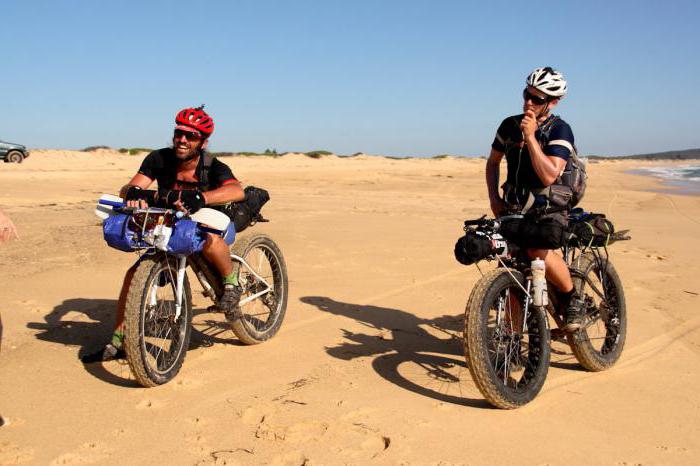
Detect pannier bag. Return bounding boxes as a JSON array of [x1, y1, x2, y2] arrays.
[[103, 213, 143, 252], [103, 214, 207, 255], [166, 219, 207, 255], [454, 230, 495, 265], [218, 186, 270, 233], [570, 212, 615, 247]]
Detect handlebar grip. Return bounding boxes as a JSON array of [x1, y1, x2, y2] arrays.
[[99, 199, 125, 208], [463, 215, 487, 227], [463, 220, 483, 226]]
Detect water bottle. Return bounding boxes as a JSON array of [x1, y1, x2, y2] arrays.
[[531, 259, 548, 307]]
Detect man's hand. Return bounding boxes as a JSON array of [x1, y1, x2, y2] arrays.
[[179, 190, 206, 213], [161, 189, 206, 213], [490, 197, 506, 217], [124, 186, 157, 209], [520, 109, 538, 140], [0, 209, 19, 244]]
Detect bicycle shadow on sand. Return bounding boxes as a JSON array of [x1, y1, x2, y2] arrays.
[[26, 298, 240, 387], [300, 296, 491, 408]]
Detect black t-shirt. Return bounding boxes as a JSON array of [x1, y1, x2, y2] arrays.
[[137, 148, 236, 191], [491, 114, 575, 190]]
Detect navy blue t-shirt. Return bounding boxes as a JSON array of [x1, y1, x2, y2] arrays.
[[491, 114, 575, 190]]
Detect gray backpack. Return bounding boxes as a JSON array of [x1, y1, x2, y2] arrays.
[[533, 118, 587, 208]]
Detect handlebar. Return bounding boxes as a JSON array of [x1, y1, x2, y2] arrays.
[[98, 199, 180, 216], [463, 214, 524, 230]]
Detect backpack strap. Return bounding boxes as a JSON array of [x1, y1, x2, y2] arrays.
[[197, 151, 215, 192]]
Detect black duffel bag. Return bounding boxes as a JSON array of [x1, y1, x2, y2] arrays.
[[454, 230, 494, 265], [218, 186, 270, 233], [570, 212, 615, 247]]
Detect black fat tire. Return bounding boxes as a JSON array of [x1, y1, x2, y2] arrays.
[[568, 253, 627, 371], [123, 256, 193, 387], [229, 233, 288, 345], [6, 151, 23, 163], [465, 268, 551, 409]]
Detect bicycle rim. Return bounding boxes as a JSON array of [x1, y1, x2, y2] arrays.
[[238, 243, 285, 333], [140, 263, 189, 375]]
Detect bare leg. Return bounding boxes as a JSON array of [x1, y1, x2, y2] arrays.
[[526, 248, 573, 293], [115, 262, 139, 331], [202, 233, 233, 277]]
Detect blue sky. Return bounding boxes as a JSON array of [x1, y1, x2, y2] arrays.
[[1, 0, 699, 156]]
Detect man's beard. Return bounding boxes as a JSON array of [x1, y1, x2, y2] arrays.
[[174, 144, 201, 161]]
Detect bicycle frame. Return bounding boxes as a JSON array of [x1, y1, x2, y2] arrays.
[[184, 252, 274, 310]]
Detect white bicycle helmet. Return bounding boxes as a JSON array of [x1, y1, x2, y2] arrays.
[[526, 67, 567, 97]]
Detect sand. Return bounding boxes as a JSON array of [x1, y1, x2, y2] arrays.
[[1, 150, 699, 465]]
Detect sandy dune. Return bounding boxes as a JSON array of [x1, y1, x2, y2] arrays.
[[1, 150, 700, 465]]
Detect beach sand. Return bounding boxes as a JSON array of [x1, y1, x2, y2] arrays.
[[1, 150, 700, 464]]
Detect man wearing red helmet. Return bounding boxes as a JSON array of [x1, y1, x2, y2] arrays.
[[82, 106, 245, 363]]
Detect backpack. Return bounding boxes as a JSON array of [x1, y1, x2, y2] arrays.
[[533, 117, 587, 209]]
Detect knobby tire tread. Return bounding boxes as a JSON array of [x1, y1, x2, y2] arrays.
[[465, 268, 550, 409], [123, 256, 192, 387], [229, 233, 288, 345], [568, 253, 627, 371]]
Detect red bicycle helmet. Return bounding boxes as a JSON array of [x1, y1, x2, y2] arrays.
[[175, 105, 215, 137]]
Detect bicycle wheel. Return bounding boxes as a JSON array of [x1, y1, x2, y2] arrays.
[[123, 255, 193, 387], [229, 233, 288, 344], [568, 252, 626, 371], [465, 268, 550, 409]]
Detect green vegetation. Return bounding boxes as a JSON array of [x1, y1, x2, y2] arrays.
[[586, 148, 700, 160], [304, 150, 333, 158], [432, 154, 451, 159], [82, 145, 111, 152], [117, 147, 152, 155]]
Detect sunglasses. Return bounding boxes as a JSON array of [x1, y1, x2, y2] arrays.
[[174, 129, 202, 141], [522, 89, 550, 105]]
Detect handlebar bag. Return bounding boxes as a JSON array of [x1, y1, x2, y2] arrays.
[[167, 219, 207, 255], [454, 230, 493, 265], [103, 213, 143, 252], [217, 186, 270, 233]]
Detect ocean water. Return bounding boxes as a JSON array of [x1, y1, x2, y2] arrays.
[[628, 164, 700, 195]]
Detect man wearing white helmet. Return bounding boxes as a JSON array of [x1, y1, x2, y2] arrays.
[[485, 66, 583, 331]]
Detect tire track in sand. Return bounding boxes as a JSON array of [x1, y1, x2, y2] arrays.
[[532, 314, 700, 409]]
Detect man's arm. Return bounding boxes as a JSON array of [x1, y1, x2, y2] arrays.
[[119, 173, 154, 199], [202, 180, 245, 205], [486, 148, 506, 216], [521, 110, 567, 186], [119, 173, 155, 208]]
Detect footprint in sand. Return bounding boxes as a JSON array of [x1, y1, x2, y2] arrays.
[[0, 442, 35, 464], [49, 442, 111, 465], [237, 406, 270, 425], [135, 399, 165, 409], [172, 377, 205, 390], [198, 448, 255, 466], [339, 407, 379, 421]]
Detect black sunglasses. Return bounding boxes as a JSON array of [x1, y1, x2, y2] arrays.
[[523, 89, 550, 105], [174, 129, 202, 141]]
